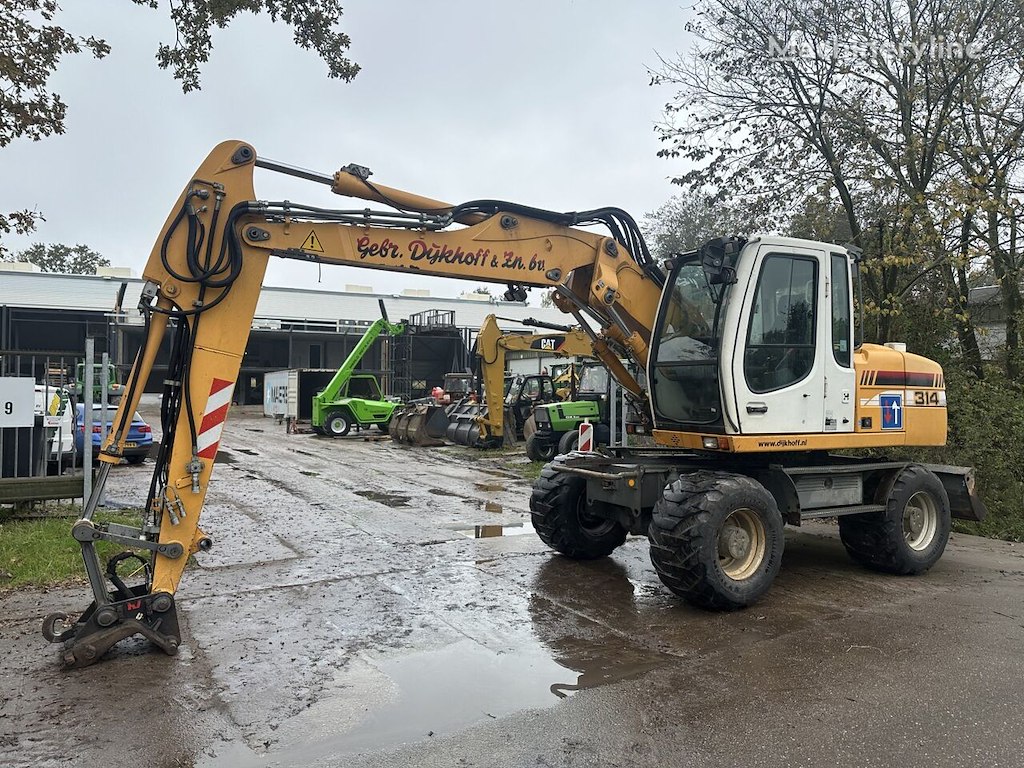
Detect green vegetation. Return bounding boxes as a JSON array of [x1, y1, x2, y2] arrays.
[[0, 512, 144, 588], [896, 366, 1024, 542]]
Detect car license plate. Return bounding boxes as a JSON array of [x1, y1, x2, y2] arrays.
[[125, 442, 137, 448]]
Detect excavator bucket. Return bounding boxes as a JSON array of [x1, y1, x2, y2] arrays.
[[389, 403, 449, 447]]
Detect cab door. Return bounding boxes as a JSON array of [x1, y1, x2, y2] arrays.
[[731, 245, 825, 434]]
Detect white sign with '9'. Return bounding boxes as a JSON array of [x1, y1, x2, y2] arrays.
[[0, 377, 34, 428]]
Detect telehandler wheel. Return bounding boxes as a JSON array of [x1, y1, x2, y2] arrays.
[[648, 472, 784, 610], [526, 433, 556, 462], [530, 460, 627, 559], [324, 410, 352, 438], [376, 418, 391, 433], [838, 465, 950, 575], [557, 429, 579, 455]]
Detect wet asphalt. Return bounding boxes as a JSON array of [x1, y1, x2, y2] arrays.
[[2, 408, 1023, 768]]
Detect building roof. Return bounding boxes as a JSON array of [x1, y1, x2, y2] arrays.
[[0, 270, 573, 333]]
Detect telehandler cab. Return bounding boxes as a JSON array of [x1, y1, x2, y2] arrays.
[[43, 140, 985, 668]]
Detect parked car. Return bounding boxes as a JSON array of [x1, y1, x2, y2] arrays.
[[34, 384, 76, 471], [74, 403, 153, 465]]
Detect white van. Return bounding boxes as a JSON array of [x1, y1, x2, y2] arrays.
[[33, 384, 76, 468]]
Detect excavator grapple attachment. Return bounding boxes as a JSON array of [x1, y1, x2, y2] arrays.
[[43, 586, 181, 669], [446, 400, 487, 447], [389, 403, 449, 446]]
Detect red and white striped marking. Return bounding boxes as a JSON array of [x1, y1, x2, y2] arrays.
[[196, 378, 234, 459], [578, 420, 594, 452]]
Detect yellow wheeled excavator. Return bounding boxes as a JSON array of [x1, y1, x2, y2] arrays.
[[42, 140, 985, 668]]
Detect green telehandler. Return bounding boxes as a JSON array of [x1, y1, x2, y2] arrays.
[[312, 300, 405, 437]]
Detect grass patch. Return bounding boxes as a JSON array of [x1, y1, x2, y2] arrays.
[[0, 511, 144, 588], [516, 461, 546, 481]]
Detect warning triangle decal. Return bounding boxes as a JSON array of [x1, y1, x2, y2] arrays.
[[300, 230, 325, 253]]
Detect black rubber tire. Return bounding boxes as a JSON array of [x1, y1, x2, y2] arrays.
[[838, 465, 951, 575], [557, 429, 579, 456], [648, 471, 785, 610], [126, 455, 146, 465], [526, 432, 557, 462], [530, 458, 627, 559], [376, 419, 391, 433], [324, 409, 351, 438]]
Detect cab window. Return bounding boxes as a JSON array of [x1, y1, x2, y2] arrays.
[[831, 253, 852, 367], [744, 255, 817, 392]]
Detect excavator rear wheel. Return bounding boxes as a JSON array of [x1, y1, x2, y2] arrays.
[[838, 465, 950, 574], [324, 410, 352, 438], [530, 460, 627, 559], [648, 471, 784, 610]]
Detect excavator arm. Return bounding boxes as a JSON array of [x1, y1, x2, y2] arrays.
[[43, 139, 663, 667]]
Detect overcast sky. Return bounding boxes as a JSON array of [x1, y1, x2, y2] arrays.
[[1, 1, 692, 302]]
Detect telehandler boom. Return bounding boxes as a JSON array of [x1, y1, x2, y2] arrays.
[[43, 140, 985, 668], [311, 299, 404, 437]]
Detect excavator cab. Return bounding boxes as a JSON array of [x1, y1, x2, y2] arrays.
[[650, 235, 859, 440]]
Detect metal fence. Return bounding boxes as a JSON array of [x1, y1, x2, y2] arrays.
[[0, 350, 88, 508]]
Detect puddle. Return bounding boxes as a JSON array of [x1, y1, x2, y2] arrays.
[[245, 428, 265, 433], [236, 448, 259, 456], [290, 448, 316, 457], [268, 634, 665, 761], [300, 470, 319, 477], [453, 521, 533, 538], [474, 482, 506, 492], [354, 489, 411, 507], [429, 488, 460, 498]]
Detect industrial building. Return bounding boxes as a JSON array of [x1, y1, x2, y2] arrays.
[[0, 265, 574, 404]]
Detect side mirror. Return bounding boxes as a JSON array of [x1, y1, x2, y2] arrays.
[[699, 236, 746, 285]]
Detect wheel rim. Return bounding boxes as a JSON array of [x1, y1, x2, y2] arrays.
[[575, 494, 616, 538], [717, 507, 766, 581], [330, 417, 347, 433], [903, 491, 938, 551]]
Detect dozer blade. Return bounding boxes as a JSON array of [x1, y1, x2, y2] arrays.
[[390, 403, 449, 446]]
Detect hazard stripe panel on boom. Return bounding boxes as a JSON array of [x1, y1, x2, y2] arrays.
[[197, 378, 234, 458]]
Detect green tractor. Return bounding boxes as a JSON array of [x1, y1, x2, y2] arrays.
[[525, 363, 613, 461], [312, 301, 405, 438]]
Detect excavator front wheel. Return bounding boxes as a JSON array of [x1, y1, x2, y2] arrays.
[[648, 471, 784, 610], [325, 409, 352, 438]]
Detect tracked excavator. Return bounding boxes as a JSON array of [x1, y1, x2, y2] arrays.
[[43, 140, 986, 668], [445, 315, 597, 448]]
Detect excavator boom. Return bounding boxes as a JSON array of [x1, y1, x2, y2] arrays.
[[43, 140, 661, 667]]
